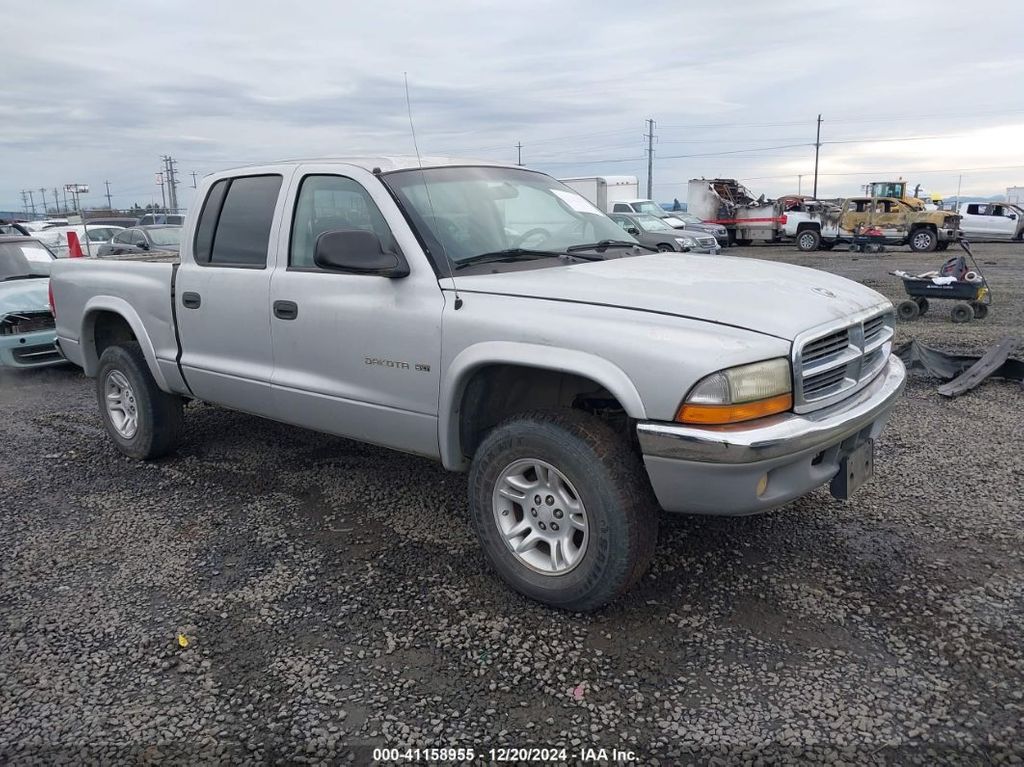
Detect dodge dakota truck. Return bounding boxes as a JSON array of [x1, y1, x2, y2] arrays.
[[50, 158, 906, 610]]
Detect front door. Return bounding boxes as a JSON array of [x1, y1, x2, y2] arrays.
[[268, 167, 444, 458], [175, 172, 289, 415]]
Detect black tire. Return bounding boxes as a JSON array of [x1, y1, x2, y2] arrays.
[[915, 297, 929, 316], [936, 241, 950, 251], [950, 303, 973, 324], [897, 300, 920, 321], [970, 301, 989, 319], [820, 241, 836, 251], [909, 227, 938, 252], [96, 343, 184, 460], [796, 229, 821, 252], [468, 409, 658, 611], [735, 238, 753, 247], [657, 243, 674, 252]]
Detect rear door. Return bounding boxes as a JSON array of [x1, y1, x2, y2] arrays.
[[175, 172, 290, 415], [268, 165, 444, 458]]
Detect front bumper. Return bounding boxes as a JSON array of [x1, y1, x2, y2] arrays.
[[0, 329, 64, 368], [636, 355, 906, 515]]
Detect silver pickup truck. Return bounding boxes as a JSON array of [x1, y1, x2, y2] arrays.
[[50, 158, 906, 610]]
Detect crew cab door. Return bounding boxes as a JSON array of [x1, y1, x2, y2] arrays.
[[175, 171, 290, 414], [268, 166, 444, 458]]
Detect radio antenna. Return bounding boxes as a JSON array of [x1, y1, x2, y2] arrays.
[[404, 72, 462, 309]]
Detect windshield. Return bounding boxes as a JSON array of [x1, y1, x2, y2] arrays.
[[676, 213, 703, 224], [0, 243, 52, 280], [383, 166, 633, 267], [635, 214, 674, 232], [148, 227, 182, 247], [632, 201, 667, 217]]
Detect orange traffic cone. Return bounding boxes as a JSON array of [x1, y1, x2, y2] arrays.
[[67, 230, 84, 258]]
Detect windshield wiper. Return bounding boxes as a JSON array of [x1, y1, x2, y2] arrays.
[[565, 239, 658, 253], [1, 275, 46, 282], [454, 248, 601, 270]]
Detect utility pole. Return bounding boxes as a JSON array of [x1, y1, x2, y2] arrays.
[[157, 171, 166, 212], [53, 188, 60, 214], [191, 171, 198, 189], [20, 191, 28, 217], [39, 188, 47, 213], [515, 142, 523, 166], [812, 114, 822, 199], [104, 180, 113, 210], [162, 155, 179, 212], [27, 190, 37, 217], [645, 118, 656, 200], [62, 187, 69, 213]]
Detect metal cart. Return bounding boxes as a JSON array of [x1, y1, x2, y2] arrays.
[[892, 240, 991, 323]]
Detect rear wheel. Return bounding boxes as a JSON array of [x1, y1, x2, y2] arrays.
[[909, 228, 938, 252], [915, 297, 930, 316], [735, 238, 753, 247], [897, 300, 920, 321], [657, 243, 674, 252], [96, 343, 184, 460], [950, 303, 974, 323], [796, 229, 821, 252], [468, 410, 658, 611], [970, 301, 989, 319]]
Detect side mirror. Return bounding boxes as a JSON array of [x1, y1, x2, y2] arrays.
[[137, 240, 150, 250], [626, 226, 640, 236], [1009, 214, 1017, 220], [314, 229, 409, 277]]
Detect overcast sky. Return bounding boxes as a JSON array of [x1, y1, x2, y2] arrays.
[[4, 0, 1024, 214]]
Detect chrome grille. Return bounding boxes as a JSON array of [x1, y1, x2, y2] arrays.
[[793, 308, 894, 413]]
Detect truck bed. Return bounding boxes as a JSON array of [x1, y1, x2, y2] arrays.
[[49, 256, 181, 387]]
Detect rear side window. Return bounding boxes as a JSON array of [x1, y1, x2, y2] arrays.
[[194, 175, 282, 267]]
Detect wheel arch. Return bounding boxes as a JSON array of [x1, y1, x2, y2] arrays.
[[440, 342, 646, 471], [80, 297, 168, 389]]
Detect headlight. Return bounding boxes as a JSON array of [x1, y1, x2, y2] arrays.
[[676, 358, 792, 424], [675, 236, 697, 246]]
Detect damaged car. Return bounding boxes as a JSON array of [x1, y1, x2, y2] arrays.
[[0, 236, 63, 369]]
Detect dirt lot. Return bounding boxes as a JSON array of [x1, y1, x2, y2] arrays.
[[1, 242, 1022, 764]]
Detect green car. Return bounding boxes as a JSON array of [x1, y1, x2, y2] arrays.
[[0, 236, 63, 369]]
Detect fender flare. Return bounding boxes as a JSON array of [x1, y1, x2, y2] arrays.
[[439, 341, 646, 470], [80, 296, 169, 390]]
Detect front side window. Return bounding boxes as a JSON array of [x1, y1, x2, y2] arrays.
[[383, 166, 628, 269], [290, 175, 397, 268], [194, 175, 282, 267], [149, 227, 182, 247]]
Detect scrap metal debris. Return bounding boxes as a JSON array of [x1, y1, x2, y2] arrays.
[[896, 338, 1023, 397]]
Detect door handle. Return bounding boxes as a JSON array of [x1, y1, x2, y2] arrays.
[[182, 291, 201, 309], [273, 300, 298, 320]]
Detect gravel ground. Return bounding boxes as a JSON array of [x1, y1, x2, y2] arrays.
[[1, 242, 1022, 765]]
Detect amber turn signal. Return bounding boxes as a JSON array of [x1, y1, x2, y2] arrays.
[[676, 393, 793, 425]]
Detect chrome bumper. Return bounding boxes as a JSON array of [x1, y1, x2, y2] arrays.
[[638, 355, 906, 465]]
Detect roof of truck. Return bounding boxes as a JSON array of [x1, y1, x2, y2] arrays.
[[220, 156, 517, 174]]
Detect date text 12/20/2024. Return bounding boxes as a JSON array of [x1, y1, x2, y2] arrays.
[[372, 746, 638, 762]]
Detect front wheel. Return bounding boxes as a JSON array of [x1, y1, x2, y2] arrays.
[[797, 229, 821, 252], [897, 299, 920, 321], [950, 303, 974, 324], [909, 228, 938, 252], [468, 410, 658, 611], [96, 343, 184, 460]]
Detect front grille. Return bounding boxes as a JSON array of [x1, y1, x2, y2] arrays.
[[697, 236, 717, 248], [0, 310, 55, 336], [12, 342, 61, 365], [793, 309, 894, 412]]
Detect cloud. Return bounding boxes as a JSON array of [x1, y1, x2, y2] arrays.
[[3, 0, 1024, 212]]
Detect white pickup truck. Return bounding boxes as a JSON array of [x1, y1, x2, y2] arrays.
[[955, 201, 1024, 241], [50, 158, 905, 610]]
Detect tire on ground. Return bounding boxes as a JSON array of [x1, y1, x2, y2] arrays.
[[96, 342, 185, 460], [468, 409, 658, 611], [950, 303, 974, 324], [970, 301, 989, 319], [914, 297, 929, 316], [797, 228, 821, 252], [909, 227, 938, 252], [897, 300, 920, 321]]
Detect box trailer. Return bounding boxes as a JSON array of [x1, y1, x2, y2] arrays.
[[560, 176, 639, 213]]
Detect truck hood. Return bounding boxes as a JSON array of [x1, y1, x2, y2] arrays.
[[0, 278, 50, 314], [449, 254, 888, 341]]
